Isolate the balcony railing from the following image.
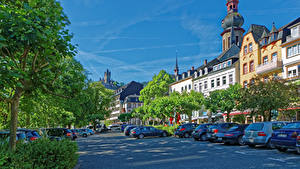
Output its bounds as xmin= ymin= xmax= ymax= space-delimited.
xmin=256 ymin=60 xmax=283 ymax=75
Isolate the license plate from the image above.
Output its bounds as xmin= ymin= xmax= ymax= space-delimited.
xmin=278 ymin=134 xmax=287 ymax=138
xmin=218 ymin=137 xmax=222 ymax=141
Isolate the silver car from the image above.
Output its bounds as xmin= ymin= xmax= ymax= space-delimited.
xmin=243 ymin=122 xmax=287 ymax=148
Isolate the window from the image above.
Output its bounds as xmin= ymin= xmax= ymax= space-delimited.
xmin=229 ymin=74 xmax=233 ymax=84
xmin=181 ymin=87 xmax=183 ymax=92
xmin=217 ymin=78 xmax=220 ymax=86
xmin=243 ymin=63 xmax=248 ymax=75
xmin=244 ymin=45 xmax=248 ymax=55
xmin=272 ymin=52 xmax=277 ymax=62
xmin=204 ymin=81 xmax=208 ymax=89
xmin=188 ymin=84 xmax=191 ymax=90
xmin=213 ymin=66 xmax=217 ymax=71
xmin=223 ymin=39 xmax=225 ymax=51
xmin=288 ymin=69 xmax=297 ymax=78
xmin=263 ymin=56 xmax=268 ymax=65
xmin=223 ymin=62 xmax=227 ymax=68
xmin=287 ymin=44 xmax=300 ymax=58
xmin=222 ymin=76 xmax=226 ymax=85
xmin=199 ymin=83 xmax=202 ymax=92
xmin=264 ymin=76 xmax=269 ymax=83
xmin=249 ymin=43 xmax=253 ymax=52
xmin=218 ymin=64 xmax=221 ymax=69
xmin=227 ymin=60 xmax=232 ymax=66
xmin=249 ymin=61 xmax=254 ymax=72
xmin=236 ymin=36 xmax=239 ymax=45
xmin=185 ymin=85 xmax=187 ymax=90
xmin=228 ymin=37 xmax=230 ymax=49
xmin=243 ymin=81 xmax=248 ymax=88
xmin=211 ymin=80 xmax=215 ymax=88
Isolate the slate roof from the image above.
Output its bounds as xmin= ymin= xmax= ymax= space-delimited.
xmin=247 ymin=24 xmax=269 ymax=42
xmin=114 ymin=81 xmax=143 ymax=101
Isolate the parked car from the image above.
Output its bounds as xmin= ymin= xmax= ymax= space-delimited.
xmin=87 ymin=129 xmax=95 ymax=135
xmin=243 ymin=121 xmax=287 ymax=148
xmin=130 ymin=126 xmax=168 ymax=139
xmin=192 ymin=123 xmax=213 ymax=141
xmin=175 ymin=123 xmax=198 ymax=138
xmin=207 ymin=123 xmax=238 ymax=142
xmin=45 ymin=128 xmax=74 ymax=141
xmin=108 ymin=124 xmax=121 ymax=130
xmin=222 ymin=124 xmax=249 ymax=145
xmin=71 ymin=129 xmax=79 ymax=139
xmin=124 ymin=125 xmax=137 ymax=136
xmin=78 ymin=129 xmax=89 ymax=137
xmin=96 ymin=124 xmax=108 ymax=133
xmin=17 ymin=129 xmax=41 ymax=142
xmin=271 ymin=122 xmax=300 ymax=153
xmin=0 ymin=131 xmax=27 ymax=144
xmin=297 ymin=133 xmax=300 ymax=154
xmin=121 ymin=124 xmax=129 ymax=132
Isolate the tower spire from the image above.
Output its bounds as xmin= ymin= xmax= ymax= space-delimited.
xmin=174 ymin=50 xmax=179 ymax=76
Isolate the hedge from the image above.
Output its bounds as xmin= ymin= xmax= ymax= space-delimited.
xmin=0 ymin=138 xmax=78 ymax=169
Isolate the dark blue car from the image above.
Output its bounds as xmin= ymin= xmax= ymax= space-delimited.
xmin=192 ymin=123 xmax=213 ymax=141
xmin=222 ymin=124 xmax=249 ymax=145
xmin=121 ymin=124 xmax=129 ymax=132
xmin=297 ymin=133 xmax=300 ymax=154
xmin=271 ymin=122 xmax=300 ymax=153
xmin=130 ymin=126 xmax=168 ymax=139
xmin=124 ymin=125 xmax=137 ymax=136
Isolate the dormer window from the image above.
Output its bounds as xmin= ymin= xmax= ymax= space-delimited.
xmin=199 ymin=70 xmax=203 ymax=76
xmin=194 ymin=71 xmax=198 ymax=78
xmin=213 ymin=66 xmax=217 ymax=71
xmin=227 ymin=60 xmax=232 ymax=66
xmin=223 ymin=62 xmax=226 ymax=68
xmin=188 ymin=71 xmax=191 ymax=77
xmin=204 ymin=68 xmax=208 ymax=74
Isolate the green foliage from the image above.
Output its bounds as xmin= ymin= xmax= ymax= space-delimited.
xmin=232 ymin=114 xmax=246 ymax=124
xmin=118 ymin=113 xmax=133 ymax=122
xmin=152 ymin=124 xmax=179 ymax=135
xmin=0 ymin=138 xmax=78 ymax=169
xmin=139 ymin=70 xmax=174 ymax=105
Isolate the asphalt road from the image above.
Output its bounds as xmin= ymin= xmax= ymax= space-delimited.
xmin=76 ymin=132 xmax=300 ymax=169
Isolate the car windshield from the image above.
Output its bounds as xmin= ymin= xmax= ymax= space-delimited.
xmin=25 ymin=131 xmax=33 ymax=137
xmin=282 ymin=123 xmax=300 ymax=129
xmin=228 ymin=126 xmax=239 ymax=132
xmin=246 ymin=123 xmax=264 ymax=131
xmin=32 ymin=131 xmax=40 ymax=137
xmin=195 ymin=125 xmax=206 ymax=130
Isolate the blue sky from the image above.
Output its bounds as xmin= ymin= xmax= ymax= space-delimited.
xmin=60 ymin=0 xmax=300 ymax=83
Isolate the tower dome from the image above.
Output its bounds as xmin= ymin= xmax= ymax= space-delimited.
xmin=222 ymin=12 xmax=244 ymax=29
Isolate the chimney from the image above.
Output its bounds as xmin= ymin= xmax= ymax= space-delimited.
xmin=204 ymin=59 xmax=207 ymax=65
xmin=191 ymin=66 xmax=194 ymax=71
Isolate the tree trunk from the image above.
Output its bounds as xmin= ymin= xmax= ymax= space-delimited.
xmin=9 ymin=88 xmax=23 ymax=151
xmin=296 ymin=111 xmax=300 ymax=121
xmin=268 ymin=110 xmax=272 ymax=121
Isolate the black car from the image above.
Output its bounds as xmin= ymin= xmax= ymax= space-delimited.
xmin=45 ymin=128 xmax=74 ymax=141
xmin=192 ymin=123 xmax=213 ymax=141
xmin=207 ymin=123 xmax=238 ymax=142
xmin=175 ymin=123 xmax=198 ymax=138
xmin=222 ymin=124 xmax=249 ymax=145
xmin=124 ymin=125 xmax=137 ymax=136
xmin=130 ymin=126 xmax=168 ymax=139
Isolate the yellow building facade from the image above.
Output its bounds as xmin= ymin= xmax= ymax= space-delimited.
xmin=256 ymin=24 xmax=283 ymax=80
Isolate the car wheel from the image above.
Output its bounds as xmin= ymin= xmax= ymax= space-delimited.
xmin=184 ymin=132 xmax=190 ymax=138
xmin=200 ymin=134 xmax=207 ymax=141
xmin=297 ymin=147 xmax=300 ymax=154
xmin=83 ymin=134 xmax=87 ymax=137
xmin=224 ymin=141 xmax=230 ymax=145
xmin=277 ymin=147 xmax=287 ymax=152
xmin=238 ymin=136 xmax=245 ymax=146
xmin=266 ymin=139 xmax=275 ymax=149
xmin=248 ymin=144 xmax=255 ymax=148
xmin=162 ymin=132 xmax=167 ymax=137
xmin=138 ymin=134 xmax=144 ymax=139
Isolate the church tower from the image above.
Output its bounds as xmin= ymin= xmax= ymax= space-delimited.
xmin=221 ymin=0 xmax=245 ymax=52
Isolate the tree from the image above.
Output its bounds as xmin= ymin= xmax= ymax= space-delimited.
xmin=118 ymin=113 xmax=132 ymax=123
xmin=204 ymin=90 xmax=222 ymax=122
xmin=239 ymin=78 xmax=299 ymax=121
xmin=218 ymin=84 xmax=242 ymax=122
xmin=0 ymin=0 xmax=76 ymax=150
xmin=139 ymin=70 xmax=174 ymax=105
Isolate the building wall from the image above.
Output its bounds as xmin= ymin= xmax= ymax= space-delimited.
xmin=282 ymin=38 xmax=300 ymax=80
xmin=222 ymin=30 xmax=244 ymax=51
xmin=193 ymin=65 xmax=237 ymax=96
xmin=240 ymin=33 xmax=261 ymax=87
xmin=258 ymin=39 xmax=283 ymax=79
xmin=170 ymin=77 xmax=193 ymax=93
